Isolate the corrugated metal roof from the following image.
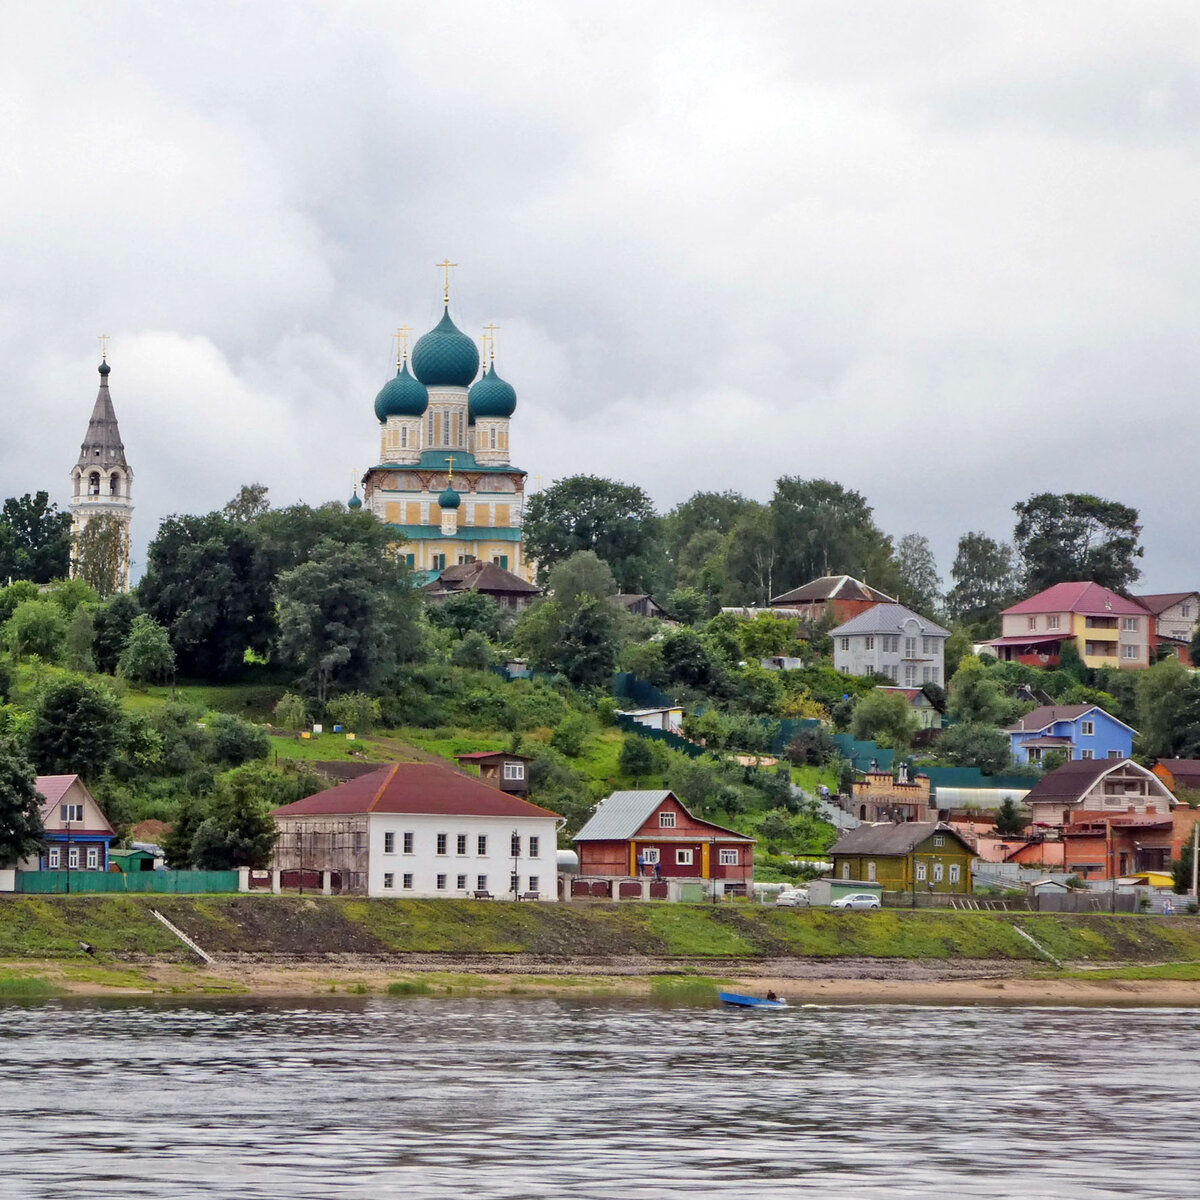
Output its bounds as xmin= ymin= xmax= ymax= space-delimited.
xmin=35 ymin=775 xmax=80 ymax=807
xmin=770 ymin=575 xmax=895 ymax=606
xmin=574 ymin=791 xmax=671 ymax=840
xmin=1004 ymin=582 xmax=1149 ymax=617
xmin=830 ymin=821 xmax=971 ymax=856
xmin=829 ymin=603 xmax=949 ymax=638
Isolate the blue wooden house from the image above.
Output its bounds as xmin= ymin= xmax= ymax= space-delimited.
xmin=1005 ymin=705 xmax=1135 ymax=766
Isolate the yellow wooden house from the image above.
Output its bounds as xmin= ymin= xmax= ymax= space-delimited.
xmin=829 ymin=822 xmax=975 ymax=894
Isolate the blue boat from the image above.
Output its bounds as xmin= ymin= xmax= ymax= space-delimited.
xmin=719 ymin=991 xmax=787 ymax=1009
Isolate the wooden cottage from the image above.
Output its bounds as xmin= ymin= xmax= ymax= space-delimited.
xmin=829 ymin=821 xmax=974 ymax=894
xmin=453 ymin=750 xmax=535 ymax=798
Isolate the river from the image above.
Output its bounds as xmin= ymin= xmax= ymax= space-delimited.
xmin=0 ymin=995 xmax=1193 ymax=1198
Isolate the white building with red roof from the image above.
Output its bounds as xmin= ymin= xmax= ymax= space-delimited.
xmin=986 ymin=582 xmax=1152 ymax=670
xmin=270 ymin=762 xmax=563 ymax=900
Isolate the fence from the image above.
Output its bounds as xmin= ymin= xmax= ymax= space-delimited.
xmin=612 ymin=713 xmax=707 ymax=758
xmin=15 ymin=869 xmax=240 ymax=895
xmin=612 ymin=673 xmax=676 ymax=709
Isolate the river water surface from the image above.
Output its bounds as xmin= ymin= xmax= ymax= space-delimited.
xmin=0 ymin=995 xmax=1195 ymax=1198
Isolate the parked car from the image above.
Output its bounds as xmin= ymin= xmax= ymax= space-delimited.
xmin=775 ymin=887 xmax=810 ymax=907
xmin=830 ymin=892 xmax=881 ymax=910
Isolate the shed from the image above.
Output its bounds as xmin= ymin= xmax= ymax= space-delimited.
xmin=807 ymin=877 xmax=885 ymax=907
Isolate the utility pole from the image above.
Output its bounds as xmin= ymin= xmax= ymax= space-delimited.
xmin=1191 ymin=820 xmax=1198 ymax=905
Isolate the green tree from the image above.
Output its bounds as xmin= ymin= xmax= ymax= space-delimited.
xmin=1013 ymin=492 xmax=1143 ymax=593
xmin=250 ymin=501 xmax=395 ymax=579
xmin=208 ymin=713 xmax=270 ymax=767
xmin=934 ymin=723 xmax=1012 ymax=774
xmin=162 ymin=798 xmax=207 ymax=868
xmin=944 ymin=532 xmax=1018 ymax=628
xmin=524 ymin=475 xmax=658 ymax=589
xmin=738 ymin=612 xmax=803 ymax=660
xmin=0 ymin=492 xmax=72 ymax=583
xmin=4 ymin=599 xmax=67 ymax=662
xmin=72 ymin=513 xmax=128 ymax=597
xmin=1136 ymin=657 xmax=1200 ymax=758
xmin=547 ymin=550 xmax=617 ymax=605
xmin=556 ymin=596 xmax=618 ymax=687
xmin=550 ymin=712 xmax=588 ymax=757
xmin=117 ymin=614 xmax=176 ymax=684
xmin=221 ymin=483 xmax=271 ymax=523
xmin=274 ymin=692 xmax=308 ymax=731
xmin=138 ymin=512 xmax=273 ymax=679
xmin=275 ymin=540 xmax=419 ymax=703
xmin=64 ymin=606 xmax=96 ymax=673
xmin=948 ymin=658 xmax=1015 ymax=725
xmin=893 ymin=533 xmax=941 ymax=614
xmin=47 ymin=577 xmax=98 ymax=617
xmin=769 ymin=478 xmax=897 ymax=601
xmin=850 ymin=689 xmax=918 ymax=752
xmin=0 ymin=738 xmax=45 ymax=866
xmin=722 ymin=506 xmax=778 ymax=604
xmin=91 ymin=593 xmax=141 ymax=674
xmin=325 ymin=692 xmax=381 ymax=734
xmin=190 ymin=765 xmax=283 ymax=869
xmin=450 ymin=630 xmax=493 ymax=670
xmin=426 ymin=592 xmax=505 ymax=639
xmin=28 ymin=676 xmax=125 ymax=778
xmin=665 ymin=586 xmax=707 ymax=625
xmin=994 ymin=796 xmax=1027 ymax=835
xmin=618 ymin=735 xmax=654 ymax=784
xmin=0 ymin=580 xmax=40 ymax=625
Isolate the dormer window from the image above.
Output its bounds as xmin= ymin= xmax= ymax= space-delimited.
xmin=659 ymin=811 xmax=676 ymax=828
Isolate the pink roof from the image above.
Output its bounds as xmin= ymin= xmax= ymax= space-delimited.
xmin=35 ymin=775 xmax=80 ymax=806
xmin=1004 ymin=582 xmax=1150 ymax=618
xmin=985 ymin=633 xmax=1072 ymax=647
xmin=272 ymin=763 xmax=561 ymax=820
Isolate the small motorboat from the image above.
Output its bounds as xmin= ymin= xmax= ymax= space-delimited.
xmin=719 ymin=991 xmax=788 ymax=1009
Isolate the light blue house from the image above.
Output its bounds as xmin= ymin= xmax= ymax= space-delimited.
xmin=1005 ymin=705 xmax=1136 ymax=766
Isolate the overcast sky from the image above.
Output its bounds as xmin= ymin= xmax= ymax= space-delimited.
xmin=8 ymin=2 xmax=1200 ymax=591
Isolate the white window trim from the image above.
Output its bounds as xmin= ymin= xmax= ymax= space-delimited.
xmin=676 ymin=848 xmax=694 ymax=866
xmin=718 ymin=848 xmax=738 ymax=865
xmin=659 ymin=811 xmax=676 ymax=828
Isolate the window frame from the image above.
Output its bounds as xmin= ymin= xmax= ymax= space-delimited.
xmin=436 ymin=833 xmax=448 ymax=856
xmin=402 ymin=873 xmax=414 ymax=890
xmin=383 ymin=872 xmax=395 ymax=890
xmin=503 ymin=762 xmax=525 ymax=781
xmin=384 ymin=831 xmax=395 ymax=854
xmin=718 ymin=848 xmax=738 ymax=866
xmin=402 ymin=832 xmax=414 ymax=855
xmin=675 ymin=848 xmax=694 ymax=866
xmin=658 ymin=811 xmax=676 ymax=828
xmin=477 ymin=835 xmax=488 ymax=855
xmin=528 ymin=836 xmax=539 ymax=858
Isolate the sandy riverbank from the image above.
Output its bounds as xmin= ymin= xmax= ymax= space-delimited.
xmin=7 ymin=957 xmax=1200 ymax=1006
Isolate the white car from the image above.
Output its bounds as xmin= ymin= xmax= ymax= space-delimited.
xmin=830 ymin=892 xmax=881 ymax=910
xmin=774 ymin=887 xmax=810 ymax=908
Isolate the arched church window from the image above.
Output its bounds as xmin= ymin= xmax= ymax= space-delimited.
xmin=489 ymin=428 xmax=496 ymax=450
xmin=109 ymin=473 xmax=120 ymax=496
xmin=400 ymin=427 xmax=408 ymax=448
xmin=88 ymin=472 xmax=100 ymax=496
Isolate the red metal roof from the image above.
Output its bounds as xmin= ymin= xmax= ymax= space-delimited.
xmin=35 ymin=775 xmax=80 ymax=806
xmin=1003 ymin=582 xmax=1150 ymax=617
xmin=985 ymin=634 xmax=1071 ymax=647
xmin=271 ymin=763 xmax=562 ymax=820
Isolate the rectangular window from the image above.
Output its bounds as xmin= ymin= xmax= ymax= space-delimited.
xmin=1027 ymin=616 xmax=1038 ymax=631
xmin=922 ymin=667 xmax=932 ymax=682
xmin=503 ymin=762 xmax=525 ymax=780
xmin=840 ymin=638 xmax=850 ymax=651
xmin=642 ymin=848 xmax=659 ymax=864
xmin=1080 ymin=749 xmax=1094 ymax=760
xmin=527 ymin=876 xmax=539 ymax=893
xmin=916 ymin=862 xmax=927 ymax=882
xmin=1122 ymin=617 xmax=1139 ymax=631
xmin=1183 ymin=605 xmax=1192 ymax=619
xmin=1047 ymin=615 xmax=1060 ymax=630
xmin=867 ymin=861 xmax=876 ymax=882
xmin=400 ymin=426 xmax=408 ymax=448
xmin=1108 ymin=750 xmax=1121 ymax=759
xmin=933 ymin=835 xmax=945 ymax=847
xmin=405 ymin=553 xmax=415 ymax=567
xmin=403 ymin=832 xmax=414 ymax=854
xmin=949 ymin=864 xmax=961 ymax=884
xmin=383 ymin=872 xmax=394 ymax=889
xmin=676 ymin=848 xmax=694 ymax=866
xmin=456 ymin=834 xmax=467 ymax=855
xmin=864 ymin=636 xmax=874 ymax=650
xmin=384 ymin=832 xmax=395 ymax=854
xmin=477 ymin=874 xmax=488 ymax=891
xmin=431 ymin=553 xmax=446 ymax=571
xmin=68 ymin=847 xmax=80 ymax=869
xmin=904 ymin=665 xmax=917 ymax=686
xmin=60 ymin=804 xmax=84 ymax=823
xmin=904 ymin=636 xmax=917 ymax=657
xmin=659 ymin=811 xmax=676 ymax=828
xmin=719 ymin=848 xmax=738 ymax=866
xmin=933 ymin=863 xmax=945 ymax=883
xmin=402 ymin=873 xmax=413 ymax=890
xmin=436 ymin=833 xmax=448 ymax=855
xmin=86 ymin=846 xmax=98 ymax=870
xmin=1080 ymin=720 xmax=1095 ymax=736
xmin=528 ymin=836 xmax=539 ymax=858
xmin=436 ymin=874 xmax=447 ymax=890
xmin=477 ymin=835 xmax=487 ymax=855
xmin=511 ymin=832 xmax=521 ymax=857
xmin=48 ymin=848 xmax=60 ymax=869
xmin=457 ymin=874 xmax=467 ymax=890
xmin=1122 ymin=644 xmax=1139 ymax=660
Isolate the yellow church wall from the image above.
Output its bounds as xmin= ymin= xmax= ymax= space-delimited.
xmin=494 ymin=503 xmax=510 ymax=525
xmin=384 ymin=502 xmax=404 ymax=524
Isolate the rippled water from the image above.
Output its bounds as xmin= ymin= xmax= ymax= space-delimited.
xmin=0 ymin=995 xmax=1195 ymax=1198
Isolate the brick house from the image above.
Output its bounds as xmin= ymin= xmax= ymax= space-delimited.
xmin=851 ymin=767 xmax=936 ymax=823
xmin=574 ymin=790 xmax=755 ymax=891
xmin=1134 ymin=592 xmax=1199 ymax=665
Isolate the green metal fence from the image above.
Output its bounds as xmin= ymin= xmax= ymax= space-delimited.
xmin=15 ymin=869 xmax=240 ymax=895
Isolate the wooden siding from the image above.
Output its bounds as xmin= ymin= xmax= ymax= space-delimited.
xmin=831 ymin=831 xmax=973 ymax=894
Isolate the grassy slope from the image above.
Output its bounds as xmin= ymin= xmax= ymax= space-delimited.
xmin=5 ymin=895 xmax=1200 ymax=965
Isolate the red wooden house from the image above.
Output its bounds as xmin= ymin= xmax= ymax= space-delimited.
xmin=574 ymin=790 xmax=755 ymax=888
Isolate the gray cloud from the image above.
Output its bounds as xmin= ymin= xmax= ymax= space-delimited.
xmin=6 ymin=1 xmax=1200 ymax=590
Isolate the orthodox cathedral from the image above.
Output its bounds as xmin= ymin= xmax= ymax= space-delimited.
xmin=69 ymin=352 xmax=134 ymax=592
xmin=358 ymin=268 xmax=530 ymax=580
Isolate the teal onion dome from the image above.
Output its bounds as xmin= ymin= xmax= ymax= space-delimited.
xmin=347 ymin=492 xmax=362 ymax=510
xmin=468 ymin=364 xmax=517 ymax=419
xmin=411 ymin=308 xmax=480 ymax=387
xmin=98 ymin=360 xmax=111 ymax=377
xmin=438 ymin=484 xmax=461 ymax=510
xmin=374 ymin=361 xmax=428 ymax=421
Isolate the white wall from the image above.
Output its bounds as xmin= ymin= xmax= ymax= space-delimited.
xmin=366 ymin=813 xmax=560 ymax=899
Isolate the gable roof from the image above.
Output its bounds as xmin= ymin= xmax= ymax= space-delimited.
xmin=1134 ymin=592 xmax=1200 ymax=614
xmin=454 ymin=750 xmax=535 ymax=763
xmin=770 ymin=575 xmax=895 ymax=606
xmin=1155 ymin=759 xmax=1200 ymax=786
xmin=271 ymin=763 xmax=561 ymax=820
xmin=829 ymin=603 xmax=950 ymax=638
xmin=35 ymin=775 xmax=80 ymax=806
xmin=1005 ymin=704 xmax=1137 ymax=736
xmin=573 ymin=790 xmax=753 ymax=842
xmin=830 ymin=821 xmax=971 ymax=857
xmin=1022 ymin=758 xmax=1171 ymax=806
xmin=1003 ymin=582 xmax=1149 ymax=618
xmin=425 ymin=560 xmax=540 ymax=596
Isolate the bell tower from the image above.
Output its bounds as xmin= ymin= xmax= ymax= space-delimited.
xmin=69 ymin=347 xmax=134 ymax=592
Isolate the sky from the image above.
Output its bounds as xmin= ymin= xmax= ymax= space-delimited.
xmin=7 ymin=1 xmax=1200 ymax=591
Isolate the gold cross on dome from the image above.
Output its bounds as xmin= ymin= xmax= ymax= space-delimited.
xmin=98 ymin=334 xmax=109 ymax=359
xmin=445 ymin=454 xmax=456 ymax=485
xmin=436 ymin=259 xmax=458 ymax=304
xmin=484 ymin=322 xmax=499 ymax=363
xmin=395 ymin=324 xmax=412 ymax=366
